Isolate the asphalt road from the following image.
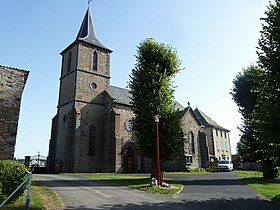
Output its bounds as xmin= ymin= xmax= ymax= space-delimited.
xmin=34 ymin=172 xmax=280 ymax=210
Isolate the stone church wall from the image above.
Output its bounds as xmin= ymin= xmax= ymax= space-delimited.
xmin=0 ymin=65 xmax=29 ymax=160
xmin=46 ymin=115 xmax=58 ymax=172
xmin=77 ymin=102 xmax=106 ymax=172
xmin=77 ymin=42 xmax=110 ymax=76
xmin=61 ymin=45 xmax=78 ymax=78
xmin=113 ymin=105 xmax=134 ymax=172
xmin=180 ymin=108 xmax=202 ymax=169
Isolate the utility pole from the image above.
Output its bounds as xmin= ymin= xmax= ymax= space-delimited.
xmin=37 ymin=151 xmax=40 ymax=166
xmin=155 ymin=115 xmax=161 ymax=186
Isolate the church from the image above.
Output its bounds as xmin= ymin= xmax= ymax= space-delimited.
xmin=47 ymin=7 xmax=231 ymax=173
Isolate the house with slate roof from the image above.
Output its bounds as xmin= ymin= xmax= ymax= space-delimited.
xmin=47 ymin=7 xmax=231 ymax=173
xmin=194 ymin=109 xmax=232 ymax=162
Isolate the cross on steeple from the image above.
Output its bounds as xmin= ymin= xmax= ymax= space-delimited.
xmin=88 ymin=0 xmax=93 ymax=6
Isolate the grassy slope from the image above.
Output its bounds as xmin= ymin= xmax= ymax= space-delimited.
xmin=0 ymin=183 xmax=62 ymax=210
xmin=236 ymin=170 xmax=280 ymax=202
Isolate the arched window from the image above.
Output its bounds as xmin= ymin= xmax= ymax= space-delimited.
xmin=92 ymin=51 xmax=98 ymax=70
xmin=188 ymin=131 xmax=195 ymax=154
xmin=88 ymin=125 xmax=95 ymax=155
xmin=67 ymin=51 xmax=72 ymax=73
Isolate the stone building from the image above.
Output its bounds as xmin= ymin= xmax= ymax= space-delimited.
xmin=47 ymin=7 xmax=231 ymax=173
xmin=0 ymin=65 xmax=29 ymax=160
xmin=194 ymin=109 xmax=232 ymax=162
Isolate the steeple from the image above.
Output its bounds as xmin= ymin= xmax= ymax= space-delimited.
xmin=76 ymin=7 xmax=110 ymax=51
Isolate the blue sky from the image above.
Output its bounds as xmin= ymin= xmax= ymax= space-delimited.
xmin=0 ymin=0 xmax=270 ymax=158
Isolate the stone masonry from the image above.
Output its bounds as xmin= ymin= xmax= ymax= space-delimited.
xmin=0 ymin=65 xmax=29 ymax=160
xmin=47 ymin=7 xmax=232 ymax=173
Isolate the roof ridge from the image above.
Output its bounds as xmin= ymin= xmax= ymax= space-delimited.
xmin=194 ymin=108 xmax=229 ymax=131
xmin=110 ymin=85 xmax=130 ymax=91
xmin=0 ymin=65 xmax=29 ymax=73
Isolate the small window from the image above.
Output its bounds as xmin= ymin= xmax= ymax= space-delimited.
xmin=217 ymin=141 xmax=220 ymax=151
xmin=90 ymin=82 xmax=97 ymax=89
xmin=216 ymin=129 xmax=218 ymax=136
xmin=185 ymin=155 xmax=193 ymax=164
xmin=188 ymin=131 xmax=195 ymax=154
xmin=88 ymin=126 xmax=95 ymax=155
xmin=92 ymin=51 xmax=98 ymax=70
xmin=125 ymin=120 xmax=133 ymax=131
xmin=67 ymin=52 xmax=72 ymax=72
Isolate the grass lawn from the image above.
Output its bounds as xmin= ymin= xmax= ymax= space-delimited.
xmin=236 ymin=170 xmax=280 ymax=203
xmin=68 ymin=173 xmax=183 ymax=194
xmin=0 ymin=182 xmax=62 ymax=210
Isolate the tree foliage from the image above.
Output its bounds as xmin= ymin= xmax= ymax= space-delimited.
xmin=231 ymin=65 xmax=263 ymax=162
xmin=128 ymin=38 xmax=184 ymax=164
xmin=255 ymin=0 xmax=280 ymax=165
xmin=232 ymin=0 xmax=280 ymax=178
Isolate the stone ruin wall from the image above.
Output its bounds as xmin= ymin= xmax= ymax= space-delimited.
xmin=0 ymin=65 xmax=29 ymax=160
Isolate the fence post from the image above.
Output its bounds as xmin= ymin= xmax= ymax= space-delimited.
xmin=25 ymin=171 xmax=32 ymax=210
xmin=0 ymin=173 xmax=29 ymax=208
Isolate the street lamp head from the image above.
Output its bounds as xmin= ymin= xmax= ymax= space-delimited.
xmin=154 ymin=114 xmax=159 ymax=123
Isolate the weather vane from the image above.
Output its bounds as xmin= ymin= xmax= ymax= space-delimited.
xmin=88 ymin=0 xmax=93 ymax=6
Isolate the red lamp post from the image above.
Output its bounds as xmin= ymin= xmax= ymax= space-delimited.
xmin=155 ymin=114 xmax=161 ymax=186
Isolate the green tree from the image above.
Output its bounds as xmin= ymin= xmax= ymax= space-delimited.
xmin=232 ymin=0 xmax=280 ymax=178
xmin=256 ymin=0 xmax=280 ymax=166
xmin=231 ymin=65 xmax=263 ymax=162
xmin=128 ymin=38 xmax=184 ymax=171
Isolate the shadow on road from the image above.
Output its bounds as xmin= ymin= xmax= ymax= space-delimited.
xmin=180 ymin=179 xmax=244 ymax=186
xmin=33 ymin=178 xmax=120 ymax=188
xmin=62 ymin=197 xmax=280 ymax=210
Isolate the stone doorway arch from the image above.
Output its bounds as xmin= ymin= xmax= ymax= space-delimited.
xmin=121 ymin=142 xmax=138 ymax=173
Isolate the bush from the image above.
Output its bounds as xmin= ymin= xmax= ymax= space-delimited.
xmin=0 ymin=160 xmax=27 ymax=200
xmin=183 ymin=166 xmax=191 ymax=172
xmin=192 ymin=168 xmax=207 ymax=172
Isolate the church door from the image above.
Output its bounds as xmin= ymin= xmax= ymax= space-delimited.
xmin=123 ymin=146 xmax=134 ymax=173
xmin=126 ymin=147 xmax=133 ymax=173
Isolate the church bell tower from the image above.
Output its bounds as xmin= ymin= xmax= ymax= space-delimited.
xmin=54 ymin=6 xmax=112 ymax=172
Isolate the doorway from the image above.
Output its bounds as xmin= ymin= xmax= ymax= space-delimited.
xmin=122 ymin=143 xmax=138 ymax=173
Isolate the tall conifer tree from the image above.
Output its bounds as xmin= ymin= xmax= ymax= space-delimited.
xmin=128 ymin=38 xmax=184 ymax=168
xmin=232 ymin=0 xmax=280 ymax=178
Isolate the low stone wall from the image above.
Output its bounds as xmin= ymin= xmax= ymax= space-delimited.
xmin=240 ymin=162 xmax=262 ymax=170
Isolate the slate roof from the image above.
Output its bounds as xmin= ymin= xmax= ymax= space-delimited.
xmin=108 ymin=86 xmax=132 ymax=105
xmin=108 ymin=85 xmax=184 ymax=111
xmin=193 ymin=108 xmax=230 ymax=131
xmin=174 ymin=101 xmax=185 ymax=111
xmin=76 ymin=7 xmax=111 ymax=52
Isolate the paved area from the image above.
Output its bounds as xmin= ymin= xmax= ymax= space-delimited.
xmin=34 ymin=172 xmax=280 ymax=210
